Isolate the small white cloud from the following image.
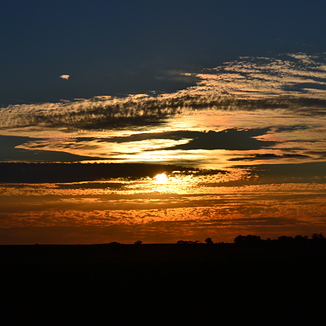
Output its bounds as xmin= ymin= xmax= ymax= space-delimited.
xmin=59 ymin=74 xmax=70 ymax=80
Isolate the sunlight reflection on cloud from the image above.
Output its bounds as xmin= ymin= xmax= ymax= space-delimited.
xmin=59 ymin=74 xmax=70 ymax=80
xmin=10 ymin=106 xmax=325 ymax=169
xmin=1 ymin=53 xmax=325 ymax=133
xmin=0 ymin=165 xmax=325 ymax=243
xmin=1 ymin=53 xmax=326 ymax=243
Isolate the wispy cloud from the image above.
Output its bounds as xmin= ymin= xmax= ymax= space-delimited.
xmin=155 ymin=69 xmax=196 ymax=83
xmin=0 ymin=177 xmax=325 ymax=243
xmin=0 ymin=53 xmax=325 ymax=132
xmin=0 ymin=53 xmax=325 ymax=169
xmin=1 ymin=53 xmax=326 ymax=244
xmin=0 ymin=94 xmax=183 ymax=130
xmin=198 ymin=53 xmax=326 ymax=103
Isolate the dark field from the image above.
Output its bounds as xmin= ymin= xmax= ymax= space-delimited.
xmin=1 ymin=243 xmax=326 ymax=324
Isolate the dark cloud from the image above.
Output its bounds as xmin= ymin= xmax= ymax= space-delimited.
xmin=274 ymin=125 xmax=311 ymax=132
xmin=250 ymin=162 xmax=326 ymax=183
xmin=0 ymin=136 xmax=99 ymax=162
xmin=229 ymin=153 xmax=310 ymax=161
xmin=0 ymin=162 xmax=203 ymax=183
xmin=202 ymin=216 xmax=299 ymax=227
xmin=57 ymin=182 xmax=127 ymax=190
xmin=104 ymin=128 xmax=275 ymax=151
xmin=164 ymin=128 xmax=276 ymax=151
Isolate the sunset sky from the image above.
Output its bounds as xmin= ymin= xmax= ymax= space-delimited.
xmin=0 ymin=0 xmax=325 ymax=244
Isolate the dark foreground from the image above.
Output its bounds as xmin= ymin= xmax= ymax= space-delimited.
xmin=1 ymin=243 xmax=326 ymax=325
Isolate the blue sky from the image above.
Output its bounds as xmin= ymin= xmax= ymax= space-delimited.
xmin=1 ymin=0 xmax=325 ymax=105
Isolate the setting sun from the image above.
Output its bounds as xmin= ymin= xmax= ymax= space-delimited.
xmin=154 ymin=173 xmax=168 ymax=184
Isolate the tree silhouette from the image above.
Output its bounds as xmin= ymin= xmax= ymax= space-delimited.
xmin=311 ymin=233 xmax=325 ymax=243
xmin=234 ymin=235 xmax=246 ymax=244
xmin=234 ymin=235 xmax=261 ymax=245
xmin=205 ymin=238 xmax=214 ymax=245
xmin=277 ymin=236 xmax=295 ymax=244
xmin=294 ymin=235 xmax=308 ymax=243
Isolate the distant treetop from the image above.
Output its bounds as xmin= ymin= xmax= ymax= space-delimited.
xmin=234 ymin=233 xmax=325 ymax=245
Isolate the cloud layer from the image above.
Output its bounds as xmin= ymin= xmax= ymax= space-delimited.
xmin=0 ymin=52 xmax=324 ymax=169
xmin=1 ymin=53 xmax=326 ymax=244
xmin=0 ymin=168 xmax=325 ymax=243
xmin=1 ymin=53 xmax=325 ymax=132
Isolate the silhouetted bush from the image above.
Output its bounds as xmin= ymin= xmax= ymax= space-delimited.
xmin=294 ymin=235 xmax=309 ymax=243
xmin=107 ymin=242 xmax=122 ymax=245
xmin=277 ymin=236 xmax=295 ymax=244
xmin=234 ymin=235 xmax=261 ymax=245
xmin=205 ymin=238 xmax=214 ymax=245
xmin=311 ymin=233 xmax=325 ymax=243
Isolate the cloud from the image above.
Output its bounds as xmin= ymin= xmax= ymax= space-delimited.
xmin=59 ymin=74 xmax=70 ymax=80
xmin=16 ymin=128 xmax=275 ymax=162
xmin=252 ymin=161 xmax=326 ymax=180
xmin=161 ymin=128 xmax=276 ymax=151
xmin=104 ymin=128 xmax=275 ymax=152
xmin=0 ymin=162 xmax=198 ymax=183
xmin=155 ymin=70 xmax=196 ymax=83
xmin=229 ymin=153 xmax=310 ymax=161
xmin=0 ymin=53 xmax=325 ymax=132
xmin=0 ymin=94 xmax=184 ymax=130
xmin=0 ymin=135 xmax=99 ymax=162
xmin=1 ymin=180 xmax=325 ymax=243
xmin=191 ymin=52 xmax=326 ymax=107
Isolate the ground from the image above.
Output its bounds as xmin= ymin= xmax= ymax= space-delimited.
xmin=1 ymin=243 xmax=325 ymax=324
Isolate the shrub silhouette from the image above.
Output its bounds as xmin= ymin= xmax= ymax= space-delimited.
xmin=205 ymin=238 xmax=214 ymax=245
xmin=294 ymin=235 xmax=308 ymax=243
xmin=277 ymin=236 xmax=295 ymax=244
xmin=311 ymin=233 xmax=325 ymax=242
xmin=234 ymin=235 xmax=261 ymax=245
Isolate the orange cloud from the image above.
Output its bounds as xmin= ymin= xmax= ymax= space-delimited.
xmin=59 ymin=74 xmax=70 ymax=80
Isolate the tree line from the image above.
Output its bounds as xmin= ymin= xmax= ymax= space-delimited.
xmin=175 ymin=233 xmax=326 ymax=246
xmin=103 ymin=233 xmax=326 ymax=246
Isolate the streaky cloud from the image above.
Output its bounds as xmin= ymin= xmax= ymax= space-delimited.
xmin=229 ymin=153 xmax=310 ymax=161
xmin=0 ymin=53 xmax=325 ymax=132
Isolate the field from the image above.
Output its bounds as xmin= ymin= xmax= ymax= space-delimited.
xmin=1 ymin=243 xmax=325 ymax=324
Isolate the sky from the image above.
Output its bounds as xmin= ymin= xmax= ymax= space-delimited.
xmin=0 ymin=0 xmax=325 ymax=244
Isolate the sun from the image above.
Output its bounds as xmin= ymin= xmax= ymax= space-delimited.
xmin=154 ymin=173 xmax=168 ymax=184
